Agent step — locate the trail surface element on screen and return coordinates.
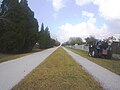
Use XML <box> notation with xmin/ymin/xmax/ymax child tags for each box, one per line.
<box><xmin>63</xmin><ymin>47</ymin><xmax>120</xmax><ymax>90</ymax></box>
<box><xmin>0</xmin><ymin>47</ymin><xmax>58</xmax><ymax>90</ymax></box>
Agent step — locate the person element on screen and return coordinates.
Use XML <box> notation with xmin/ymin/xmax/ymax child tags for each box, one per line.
<box><xmin>89</xmin><ymin>44</ymin><xmax>93</xmax><ymax>56</ymax></box>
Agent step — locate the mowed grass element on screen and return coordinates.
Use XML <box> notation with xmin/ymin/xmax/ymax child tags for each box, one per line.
<box><xmin>67</xmin><ymin>47</ymin><xmax>120</xmax><ymax>75</ymax></box>
<box><xmin>12</xmin><ymin>47</ymin><xmax>103</xmax><ymax>90</ymax></box>
<box><xmin>0</xmin><ymin>48</ymin><xmax>41</xmax><ymax>63</ymax></box>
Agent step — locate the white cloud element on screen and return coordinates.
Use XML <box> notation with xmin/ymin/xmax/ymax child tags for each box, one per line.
<box><xmin>75</xmin><ymin>0</ymin><xmax>93</xmax><ymax>6</ymax></box>
<box><xmin>93</xmin><ymin>0</ymin><xmax>120</xmax><ymax>20</ymax></box>
<box><xmin>57</xmin><ymin>13</ymin><xmax>110</xmax><ymax>43</ymax></box>
<box><xmin>75</xmin><ymin>0</ymin><xmax>120</xmax><ymax>20</ymax></box>
<box><xmin>52</xmin><ymin>0</ymin><xmax>65</xmax><ymax>12</ymax></box>
<box><xmin>51</xmin><ymin>0</ymin><xmax>65</xmax><ymax>19</ymax></box>
<box><xmin>53</xmin><ymin>0</ymin><xmax>120</xmax><ymax>43</ymax></box>
<box><xmin>82</xmin><ymin>11</ymin><xmax>94</xmax><ymax>18</ymax></box>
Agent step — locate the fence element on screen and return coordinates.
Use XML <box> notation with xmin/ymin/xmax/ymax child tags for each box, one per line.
<box><xmin>72</xmin><ymin>45</ymin><xmax>89</xmax><ymax>52</ymax></box>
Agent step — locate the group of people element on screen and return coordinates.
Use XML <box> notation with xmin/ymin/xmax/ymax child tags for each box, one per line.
<box><xmin>89</xmin><ymin>40</ymin><xmax>112</xmax><ymax>58</ymax></box>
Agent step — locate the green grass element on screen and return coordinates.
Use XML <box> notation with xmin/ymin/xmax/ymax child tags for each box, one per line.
<box><xmin>0</xmin><ymin>48</ymin><xmax>41</xmax><ymax>63</ymax></box>
<box><xmin>67</xmin><ymin>47</ymin><xmax>120</xmax><ymax>75</ymax></box>
<box><xmin>12</xmin><ymin>47</ymin><xmax>103</xmax><ymax>90</ymax></box>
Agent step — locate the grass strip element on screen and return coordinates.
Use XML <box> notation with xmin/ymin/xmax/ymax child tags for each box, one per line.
<box><xmin>12</xmin><ymin>47</ymin><xmax>103</xmax><ymax>90</ymax></box>
<box><xmin>0</xmin><ymin>49</ymin><xmax>41</xmax><ymax>63</ymax></box>
<box><xmin>67</xmin><ymin>47</ymin><xmax>120</xmax><ymax>75</ymax></box>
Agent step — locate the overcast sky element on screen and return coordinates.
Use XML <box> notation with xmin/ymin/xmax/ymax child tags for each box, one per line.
<box><xmin>9</xmin><ymin>0</ymin><xmax>120</xmax><ymax>43</ymax></box>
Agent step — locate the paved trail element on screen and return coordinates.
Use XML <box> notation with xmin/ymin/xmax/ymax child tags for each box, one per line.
<box><xmin>63</xmin><ymin>47</ymin><xmax>120</xmax><ymax>90</ymax></box>
<box><xmin>0</xmin><ymin>47</ymin><xmax>58</xmax><ymax>90</ymax></box>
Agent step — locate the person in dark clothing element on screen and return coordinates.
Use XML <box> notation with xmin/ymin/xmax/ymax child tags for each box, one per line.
<box><xmin>89</xmin><ymin>44</ymin><xmax>94</xmax><ymax>56</ymax></box>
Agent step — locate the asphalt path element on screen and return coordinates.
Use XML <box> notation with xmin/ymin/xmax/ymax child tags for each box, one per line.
<box><xmin>63</xmin><ymin>47</ymin><xmax>120</xmax><ymax>90</ymax></box>
<box><xmin>0</xmin><ymin>47</ymin><xmax>58</xmax><ymax>90</ymax></box>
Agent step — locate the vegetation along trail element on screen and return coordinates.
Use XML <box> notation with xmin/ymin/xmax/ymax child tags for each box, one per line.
<box><xmin>13</xmin><ymin>47</ymin><xmax>102</xmax><ymax>90</ymax></box>
<box><xmin>63</xmin><ymin>47</ymin><xmax>120</xmax><ymax>90</ymax></box>
<box><xmin>0</xmin><ymin>47</ymin><xmax>58</xmax><ymax>90</ymax></box>
<box><xmin>67</xmin><ymin>47</ymin><xmax>120</xmax><ymax>75</ymax></box>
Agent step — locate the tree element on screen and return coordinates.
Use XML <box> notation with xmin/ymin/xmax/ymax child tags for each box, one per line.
<box><xmin>62</xmin><ymin>37</ymin><xmax>83</xmax><ymax>46</ymax></box>
<box><xmin>54</xmin><ymin>39</ymin><xmax>60</xmax><ymax>46</ymax></box>
<box><xmin>38</xmin><ymin>24</ymin><xmax>51</xmax><ymax>49</ymax></box>
<box><xmin>38</xmin><ymin>23</ymin><xmax>46</xmax><ymax>49</ymax></box>
<box><xmin>19</xmin><ymin>0</ymin><xmax>38</xmax><ymax>52</ymax></box>
<box><xmin>0</xmin><ymin>0</ymin><xmax>38</xmax><ymax>53</ymax></box>
<box><xmin>69</xmin><ymin>37</ymin><xmax>83</xmax><ymax>45</ymax></box>
<box><xmin>50</xmin><ymin>38</ymin><xmax>55</xmax><ymax>47</ymax></box>
<box><xmin>105</xmin><ymin>36</ymin><xmax>116</xmax><ymax>43</ymax></box>
<box><xmin>44</xmin><ymin>26</ymin><xmax>51</xmax><ymax>48</ymax></box>
<box><xmin>62</xmin><ymin>41</ymin><xmax>70</xmax><ymax>46</ymax></box>
<box><xmin>85</xmin><ymin>36</ymin><xmax>97</xmax><ymax>45</ymax></box>
<box><xmin>0</xmin><ymin>0</ymin><xmax>7</xmax><ymax>15</ymax></box>
<box><xmin>38</xmin><ymin>23</ymin><xmax>60</xmax><ymax>49</ymax></box>
<box><xmin>20</xmin><ymin>0</ymin><xmax>28</xmax><ymax>6</ymax></box>
<box><xmin>50</xmin><ymin>38</ymin><xmax>60</xmax><ymax>47</ymax></box>
<box><xmin>0</xmin><ymin>31</ymin><xmax>22</xmax><ymax>53</ymax></box>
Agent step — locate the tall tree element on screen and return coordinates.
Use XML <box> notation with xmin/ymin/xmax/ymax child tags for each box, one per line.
<box><xmin>44</xmin><ymin>26</ymin><xmax>51</xmax><ymax>48</ymax></box>
<box><xmin>38</xmin><ymin>23</ymin><xmax>46</xmax><ymax>49</ymax></box>
<box><xmin>20</xmin><ymin>0</ymin><xmax>28</xmax><ymax>6</ymax></box>
<box><xmin>0</xmin><ymin>0</ymin><xmax>38</xmax><ymax>53</ymax></box>
<box><xmin>38</xmin><ymin>23</ymin><xmax>59</xmax><ymax>49</ymax></box>
<box><xmin>19</xmin><ymin>0</ymin><xmax>38</xmax><ymax>52</ymax></box>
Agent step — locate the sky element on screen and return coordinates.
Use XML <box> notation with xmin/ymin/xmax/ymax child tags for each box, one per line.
<box><xmin>10</xmin><ymin>0</ymin><xmax>120</xmax><ymax>43</ymax></box>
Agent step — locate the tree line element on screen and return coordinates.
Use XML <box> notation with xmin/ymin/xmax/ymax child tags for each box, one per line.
<box><xmin>0</xmin><ymin>0</ymin><xmax>60</xmax><ymax>54</ymax></box>
<box><xmin>38</xmin><ymin>23</ymin><xmax>60</xmax><ymax>49</ymax></box>
<box><xmin>62</xmin><ymin>35</ymin><xmax>118</xmax><ymax>46</ymax></box>
<box><xmin>62</xmin><ymin>36</ymin><xmax>97</xmax><ymax>46</ymax></box>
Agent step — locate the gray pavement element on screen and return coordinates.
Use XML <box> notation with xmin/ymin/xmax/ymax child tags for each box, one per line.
<box><xmin>63</xmin><ymin>47</ymin><xmax>120</xmax><ymax>90</ymax></box>
<box><xmin>0</xmin><ymin>47</ymin><xmax>58</xmax><ymax>90</ymax></box>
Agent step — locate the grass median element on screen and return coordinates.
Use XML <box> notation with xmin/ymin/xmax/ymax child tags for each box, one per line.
<box><xmin>0</xmin><ymin>48</ymin><xmax>41</xmax><ymax>63</ymax></box>
<box><xmin>12</xmin><ymin>47</ymin><xmax>103</xmax><ymax>90</ymax></box>
<box><xmin>67</xmin><ymin>47</ymin><xmax>120</xmax><ymax>75</ymax></box>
